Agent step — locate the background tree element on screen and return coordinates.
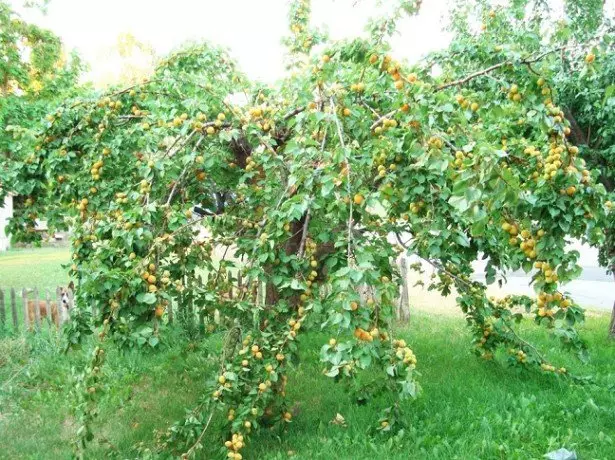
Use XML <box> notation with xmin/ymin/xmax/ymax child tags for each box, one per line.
<box><xmin>93</xmin><ymin>32</ymin><xmax>157</xmax><ymax>87</ymax></box>
<box><xmin>3</xmin><ymin>0</ymin><xmax>610</xmax><ymax>457</ymax></box>
<box><xmin>0</xmin><ymin>0</ymin><xmax>84</xmax><ymax>241</ymax></box>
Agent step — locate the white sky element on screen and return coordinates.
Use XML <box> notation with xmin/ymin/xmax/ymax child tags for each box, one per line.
<box><xmin>11</xmin><ymin>0</ymin><xmax>452</xmax><ymax>84</ymax></box>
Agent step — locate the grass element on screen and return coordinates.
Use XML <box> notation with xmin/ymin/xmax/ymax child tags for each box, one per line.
<box><xmin>1</xmin><ymin>248</ymin><xmax>614</xmax><ymax>458</ymax></box>
<box><xmin>0</xmin><ymin>247</ymin><xmax>70</xmax><ymax>291</ymax></box>
<box><xmin>0</xmin><ymin>314</ymin><xmax>614</xmax><ymax>460</ymax></box>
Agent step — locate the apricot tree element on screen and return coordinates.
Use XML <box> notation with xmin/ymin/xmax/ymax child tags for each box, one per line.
<box><xmin>445</xmin><ymin>0</ymin><xmax>615</xmax><ymax>333</ymax></box>
<box><xmin>2</xmin><ymin>0</ymin><xmax>609</xmax><ymax>458</ymax></box>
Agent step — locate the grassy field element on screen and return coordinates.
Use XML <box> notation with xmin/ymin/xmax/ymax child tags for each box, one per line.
<box><xmin>0</xmin><ymin>314</ymin><xmax>614</xmax><ymax>459</ymax></box>
<box><xmin>0</xmin><ymin>247</ymin><xmax>70</xmax><ymax>290</ymax></box>
<box><xmin>1</xmin><ymin>248</ymin><xmax>614</xmax><ymax>459</ymax></box>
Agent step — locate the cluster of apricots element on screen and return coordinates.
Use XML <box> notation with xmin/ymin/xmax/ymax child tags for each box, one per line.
<box><xmin>393</xmin><ymin>339</ymin><xmax>417</xmax><ymax>367</ymax></box>
<box><xmin>223</xmin><ymin>433</ymin><xmax>245</xmax><ymax>460</ymax></box>
<box><xmin>451</xmin><ymin>150</ymin><xmax>473</xmax><ymax>169</ymax></box>
<box><xmin>540</xmin><ymin>362</ymin><xmax>567</xmax><ymax>374</ymax></box>
<box><xmin>501</xmin><ymin>221</ymin><xmax>544</xmax><ymax>260</ymax></box>
<box><xmin>533</xmin><ymin>260</ymin><xmax>559</xmax><ymax>284</ymax></box>
<box><xmin>455</xmin><ymin>94</ymin><xmax>479</xmax><ymax>112</ymax></box>
<box><xmin>506</xmin><ymin>83</ymin><xmax>522</xmax><ymax>102</ymax></box>
<box><xmin>140</xmin><ymin>263</ymin><xmax>159</xmax><ymax>293</ymax></box>
<box><xmin>373</xmin><ymin>117</ymin><xmax>399</xmax><ymax>136</ymax></box>
<box><xmin>536</xmin><ymin>290</ymin><xmax>572</xmax><ymax>318</ymax></box>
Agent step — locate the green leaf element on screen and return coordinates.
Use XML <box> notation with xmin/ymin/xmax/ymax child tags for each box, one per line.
<box><xmin>137</xmin><ymin>293</ymin><xmax>157</xmax><ymax>304</ymax></box>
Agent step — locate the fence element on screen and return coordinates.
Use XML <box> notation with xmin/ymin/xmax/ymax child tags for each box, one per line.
<box><xmin>195</xmin><ymin>257</ymin><xmax>411</xmax><ymax>325</ymax></box>
<box><xmin>0</xmin><ymin>287</ymin><xmax>73</xmax><ymax>333</ymax></box>
<box><xmin>0</xmin><ymin>258</ymin><xmax>411</xmax><ymax>334</ymax></box>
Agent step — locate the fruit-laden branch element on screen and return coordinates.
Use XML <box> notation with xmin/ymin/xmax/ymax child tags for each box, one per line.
<box><xmin>436</xmin><ymin>47</ymin><xmax>566</xmax><ymax>91</ymax></box>
<box><xmin>394</xmin><ymin>234</ymin><xmax>553</xmax><ymax>365</ymax></box>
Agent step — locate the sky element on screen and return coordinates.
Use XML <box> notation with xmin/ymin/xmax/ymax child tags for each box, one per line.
<box><xmin>11</xmin><ymin>0</ymin><xmax>452</xmax><ymax>84</ymax></box>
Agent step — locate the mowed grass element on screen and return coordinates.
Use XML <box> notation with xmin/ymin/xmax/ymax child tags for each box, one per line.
<box><xmin>0</xmin><ymin>247</ymin><xmax>70</xmax><ymax>290</ymax></box>
<box><xmin>1</xmin><ymin>249</ymin><xmax>614</xmax><ymax>458</ymax></box>
<box><xmin>0</xmin><ymin>313</ymin><xmax>614</xmax><ymax>460</ymax></box>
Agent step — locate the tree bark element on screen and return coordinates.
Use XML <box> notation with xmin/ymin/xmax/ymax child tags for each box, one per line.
<box><xmin>396</xmin><ymin>256</ymin><xmax>410</xmax><ymax>323</ymax></box>
<box><xmin>563</xmin><ymin>109</ymin><xmax>587</xmax><ymax>146</ymax></box>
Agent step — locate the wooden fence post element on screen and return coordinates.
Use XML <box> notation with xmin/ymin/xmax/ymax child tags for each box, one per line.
<box><xmin>397</xmin><ymin>256</ymin><xmax>410</xmax><ymax>323</ymax></box>
<box><xmin>167</xmin><ymin>298</ymin><xmax>174</xmax><ymax>324</ymax></box>
<box><xmin>56</xmin><ymin>287</ymin><xmax>62</xmax><ymax>326</ymax></box>
<box><xmin>45</xmin><ymin>290</ymin><xmax>54</xmax><ymax>327</ymax></box>
<box><xmin>22</xmin><ymin>288</ymin><xmax>29</xmax><ymax>330</ymax></box>
<box><xmin>0</xmin><ymin>288</ymin><xmax>5</xmax><ymax>331</ymax></box>
<box><xmin>10</xmin><ymin>288</ymin><xmax>18</xmax><ymax>332</ymax></box>
<box><xmin>33</xmin><ymin>288</ymin><xmax>41</xmax><ymax>329</ymax></box>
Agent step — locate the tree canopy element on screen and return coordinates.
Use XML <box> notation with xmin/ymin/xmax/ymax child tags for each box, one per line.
<box><xmin>1</xmin><ymin>0</ymin><xmax>613</xmax><ymax>458</ymax></box>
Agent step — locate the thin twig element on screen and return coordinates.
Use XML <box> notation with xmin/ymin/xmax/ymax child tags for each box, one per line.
<box><xmin>283</xmin><ymin>106</ymin><xmax>306</xmax><ymax>120</ymax></box>
<box><xmin>361</xmin><ymin>101</ymin><xmax>381</xmax><ymax>119</ymax></box>
<box><xmin>182</xmin><ymin>411</ymin><xmax>215</xmax><ymax>458</ymax></box>
<box><xmin>297</xmin><ymin>210</ymin><xmax>311</xmax><ymax>257</ymax></box>
<box><xmin>370</xmin><ymin>109</ymin><xmax>398</xmax><ymax>130</ymax></box>
<box><xmin>508</xmin><ymin>327</ymin><xmax>548</xmax><ymax>363</ymax></box>
<box><xmin>394</xmin><ymin>233</ymin><xmax>473</xmax><ymax>289</ymax></box>
<box><xmin>163</xmin><ymin>129</ymin><xmax>197</xmax><ymax>160</ymax></box>
<box><xmin>165</xmin><ymin>135</ymin><xmax>206</xmax><ymax>206</ymax></box>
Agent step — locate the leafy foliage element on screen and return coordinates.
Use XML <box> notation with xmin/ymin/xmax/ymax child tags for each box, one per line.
<box><xmin>2</xmin><ymin>0</ymin><xmax>611</xmax><ymax>458</ymax></box>
<box><xmin>447</xmin><ymin>0</ymin><xmax>614</xmax><ymax>269</ymax></box>
<box><xmin>0</xmin><ymin>0</ymin><xmax>84</xmax><ymax>235</ymax></box>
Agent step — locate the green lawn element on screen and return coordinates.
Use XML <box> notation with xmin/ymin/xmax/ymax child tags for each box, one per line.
<box><xmin>0</xmin><ymin>247</ymin><xmax>70</xmax><ymax>290</ymax></box>
<box><xmin>0</xmin><ymin>313</ymin><xmax>614</xmax><ymax>459</ymax></box>
<box><xmin>1</xmin><ymin>249</ymin><xmax>614</xmax><ymax>458</ymax></box>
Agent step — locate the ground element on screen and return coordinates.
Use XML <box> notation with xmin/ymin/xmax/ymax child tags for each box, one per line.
<box><xmin>0</xmin><ymin>248</ymin><xmax>614</xmax><ymax>459</ymax></box>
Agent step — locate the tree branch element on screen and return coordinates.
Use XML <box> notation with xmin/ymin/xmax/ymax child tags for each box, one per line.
<box><xmin>297</xmin><ymin>209</ymin><xmax>311</xmax><ymax>258</ymax></box>
<box><xmin>283</xmin><ymin>106</ymin><xmax>305</xmax><ymax>120</ymax></box>
<box><xmin>370</xmin><ymin>109</ymin><xmax>398</xmax><ymax>130</ymax></box>
<box><xmin>436</xmin><ymin>47</ymin><xmax>565</xmax><ymax>91</ymax></box>
<box><xmin>329</xmin><ymin>97</ymin><xmax>354</xmax><ymax>261</ymax></box>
